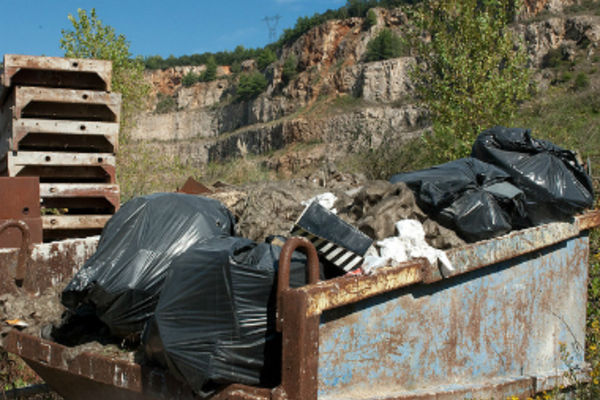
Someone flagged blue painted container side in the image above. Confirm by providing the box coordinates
[317,233,589,399]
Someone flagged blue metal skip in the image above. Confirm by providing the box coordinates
[317,224,590,399]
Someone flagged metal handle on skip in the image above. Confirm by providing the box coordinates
[0,220,31,287]
[276,237,320,332]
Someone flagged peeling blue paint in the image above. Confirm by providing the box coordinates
[317,233,589,398]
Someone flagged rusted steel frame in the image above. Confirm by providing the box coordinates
[6,331,270,400]
[210,384,271,400]
[178,177,214,195]
[443,211,600,282]
[0,177,42,248]
[276,237,320,332]
[7,150,116,168]
[2,54,112,91]
[5,332,144,392]
[296,214,598,318]
[12,86,122,120]
[41,215,112,230]
[301,260,426,318]
[40,183,121,211]
[576,210,600,231]
[275,289,320,400]
[358,368,591,400]
[0,236,98,296]
[0,220,31,285]
[365,377,536,400]
[5,151,117,183]
[10,118,119,153]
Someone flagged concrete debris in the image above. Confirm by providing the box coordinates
[336,181,466,249]
[209,174,465,250]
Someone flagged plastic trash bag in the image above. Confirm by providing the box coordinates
[390,158,527,242]
[143,236,311,395]
[471,126,594,225]
[62,193,236,338]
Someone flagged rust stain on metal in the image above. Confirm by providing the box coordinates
[279,289,320,400]
[2,54,112,92]
[0,220,31,286]
[0,177,42,248]
[444,220,581,280]
[277,237,320,331]
[178,177,214,195]
[576,210,600,231]
[211,384,272,400]
[301,260,425,317]
[10,118,118,154]
[0,236,98,296]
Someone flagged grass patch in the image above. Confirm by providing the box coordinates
[117,140,279,201]
[509,86,600,173]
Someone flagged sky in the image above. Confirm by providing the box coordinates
[0,0,346,59]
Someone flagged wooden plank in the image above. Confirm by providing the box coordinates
[6,118,118,154]
[41,215,111,230]
[2,54,111,91]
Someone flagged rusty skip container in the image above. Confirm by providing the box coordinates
[3,211,600,400]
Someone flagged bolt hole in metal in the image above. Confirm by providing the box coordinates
[97,157,103,163]
[82,94,89,100]
[72,62,79,67]
[45,156,51,162]
[22,207,29,215]
[80,125,86,131]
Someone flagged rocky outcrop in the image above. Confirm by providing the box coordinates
[358,58,416,102]
[131,109,218,141]
[129,2,599,170]
[518,15,600,66]
[522,0,577,16]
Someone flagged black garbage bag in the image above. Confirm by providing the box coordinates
[62,193,236,338]
[390,158,528,242]
[143,236,312,396]
[472,126,594,225]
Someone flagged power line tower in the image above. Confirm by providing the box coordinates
[262,15,281,42]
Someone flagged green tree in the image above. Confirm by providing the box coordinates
[182,71,199,87]
[60,8,150,135]
[237,72,268,101]
[200,56,217,82]
[282,54,298,84]
[257,49,277,71]
[365,28,406,61]
[411,0,531,163]
[365,9,378,28]
[230,61,242,74]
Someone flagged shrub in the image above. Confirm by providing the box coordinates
[257,49,277,71]
[199,56,217,82]
[365,9,378,28]
[282,54,298,84]
[574,72,590,90]
[410,0,531,163]
[560,71,574,83]
[182,71,199,87]
[60,8,150,134]
[155,93,177,114]
[365,28,407,61]
[237,72,268,101]
[543,47,567,68]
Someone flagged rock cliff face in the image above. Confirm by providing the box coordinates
[130,2,600,168]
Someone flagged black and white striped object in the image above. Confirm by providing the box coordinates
[291,202,373,272]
